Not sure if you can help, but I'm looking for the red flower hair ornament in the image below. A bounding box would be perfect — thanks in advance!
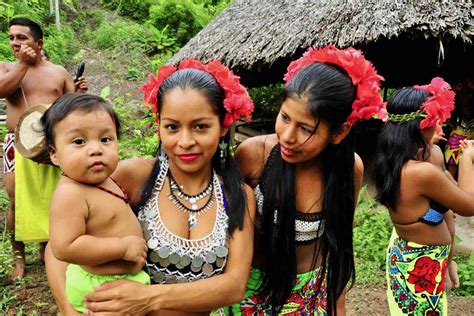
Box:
[387,77,455,129]
[140,58,254,128]
[414,77,456,129]
[284,45,386,126]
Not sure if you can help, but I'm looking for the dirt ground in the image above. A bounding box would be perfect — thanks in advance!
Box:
[1,256,473,315]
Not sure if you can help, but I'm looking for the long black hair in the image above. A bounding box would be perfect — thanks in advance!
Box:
[259,63,357,314]
[135,68,246,234]
[373,88,431,210]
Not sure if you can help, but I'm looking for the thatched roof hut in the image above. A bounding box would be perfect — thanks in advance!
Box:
[170,0,473,87]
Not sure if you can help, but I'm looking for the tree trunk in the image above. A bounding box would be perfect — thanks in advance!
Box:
[55,0,61,30]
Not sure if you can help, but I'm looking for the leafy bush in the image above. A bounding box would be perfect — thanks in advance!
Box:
[353,187,393,284]
[43,24,79,66]
[102,91,158,159]
[99,0,154,22]
[149,0,211,46]
[70,8,105,33]
[248,84,284,120]
[93,20,177,56]
[0,33,14,61]
[452,252,474,297]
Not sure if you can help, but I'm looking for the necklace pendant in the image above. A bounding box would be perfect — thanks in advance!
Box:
[191,203,198,210]
[188,213,197,231]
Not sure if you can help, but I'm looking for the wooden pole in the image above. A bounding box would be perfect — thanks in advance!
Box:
[55,0,61,30]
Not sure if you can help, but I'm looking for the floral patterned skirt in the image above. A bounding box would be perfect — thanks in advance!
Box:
[386,230,450,315]
[213,267,327,315]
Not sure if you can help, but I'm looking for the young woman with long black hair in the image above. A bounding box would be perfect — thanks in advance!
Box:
[44,59,256,315]
[373,78,474,315]
[221,45,386,315]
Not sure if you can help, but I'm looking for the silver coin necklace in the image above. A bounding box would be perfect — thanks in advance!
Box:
[166,170,214,231]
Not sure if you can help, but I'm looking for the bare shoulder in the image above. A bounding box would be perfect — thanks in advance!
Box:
[235,134,278,183]
[404,160,442,185]
[50,179,88,209]
[50,62,70,77]
[114,158,155,184]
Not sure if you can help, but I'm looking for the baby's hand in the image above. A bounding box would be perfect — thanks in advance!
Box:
[121,235,147,264]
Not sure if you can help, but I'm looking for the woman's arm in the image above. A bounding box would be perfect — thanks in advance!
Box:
[112,158,155,206]
[44,244,82,316]
[84,184,257,314]
[354,153,364,202]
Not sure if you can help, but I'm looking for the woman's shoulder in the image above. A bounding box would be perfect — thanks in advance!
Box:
[236,134,277,156]
[113,158,156,188]
[235,134,278,184]
[403,160,443,184]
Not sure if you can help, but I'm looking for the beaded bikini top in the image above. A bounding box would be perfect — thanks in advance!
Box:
[255,144,325,244]
[138,159,229,284]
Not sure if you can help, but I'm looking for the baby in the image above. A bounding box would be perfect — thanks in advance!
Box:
[41,93,150,312]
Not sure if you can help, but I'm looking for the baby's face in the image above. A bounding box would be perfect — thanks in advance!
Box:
[49,109,119,185]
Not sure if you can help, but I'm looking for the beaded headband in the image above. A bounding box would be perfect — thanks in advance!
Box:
[387,77,455,129]
[284,45,386,126]
[140,58,254,128]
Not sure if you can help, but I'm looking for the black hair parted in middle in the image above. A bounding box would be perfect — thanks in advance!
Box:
[373,88,431,210]
[135,68,246,235]
[41,92,121,149]
[259,62,357,315]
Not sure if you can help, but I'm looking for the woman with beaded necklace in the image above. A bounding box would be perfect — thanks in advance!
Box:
[44,59,256,315]
[221,46,386,315]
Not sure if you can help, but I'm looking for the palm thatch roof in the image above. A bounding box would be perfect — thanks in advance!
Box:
[170,0,473,86]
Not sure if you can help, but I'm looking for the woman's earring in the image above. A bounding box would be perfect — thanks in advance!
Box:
[159,146,167,162]
[219,139,228,169]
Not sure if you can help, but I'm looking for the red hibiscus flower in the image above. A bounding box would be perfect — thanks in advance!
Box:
[140,58,254,128]
[284,45,386,126]
[407,256,441,294]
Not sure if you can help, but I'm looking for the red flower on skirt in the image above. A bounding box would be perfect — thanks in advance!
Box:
[407,256,440,294]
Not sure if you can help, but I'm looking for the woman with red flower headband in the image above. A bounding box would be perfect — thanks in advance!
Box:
[44,59,256,315]
[373,78,474,315]
[218,45,386,315]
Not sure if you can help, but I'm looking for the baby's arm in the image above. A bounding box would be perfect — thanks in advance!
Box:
[49,182,147,266]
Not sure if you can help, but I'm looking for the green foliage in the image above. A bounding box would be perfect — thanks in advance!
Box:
[108,93,158,159]
[149,0,211,46]
[248,84,284,120]
[100,0,154,22]
[43,24,78,66]
[70,8,105,33]
[452,252,474,297]
[93,20,177,56]
[353,187,393,284]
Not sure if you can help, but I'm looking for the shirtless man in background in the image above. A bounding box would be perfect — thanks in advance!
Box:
[0,18,84,280]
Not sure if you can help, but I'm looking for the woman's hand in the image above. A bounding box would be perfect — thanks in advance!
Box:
[460,139,474,160]
[84,279,153,315]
